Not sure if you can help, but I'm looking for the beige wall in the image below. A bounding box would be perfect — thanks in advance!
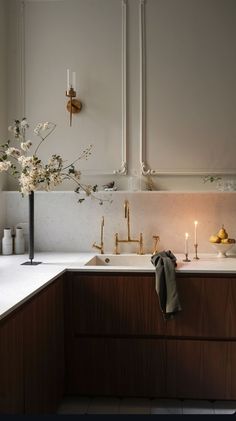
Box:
[0,0,7,192]
[0,0,7,242]
[4,0,236,192]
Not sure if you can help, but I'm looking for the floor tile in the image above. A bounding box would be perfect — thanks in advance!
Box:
[182,399,214,414]
[57,396,90,414]
[151,398,182,414]
[119,398,151,414]
[87,397,120,414]
[214,400,236,415]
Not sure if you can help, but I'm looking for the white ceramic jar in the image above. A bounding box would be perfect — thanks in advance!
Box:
[14,227,25,254]
[2,228,13,255]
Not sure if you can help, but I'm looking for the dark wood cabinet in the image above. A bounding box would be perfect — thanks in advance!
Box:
[66,337,166,397]
[0,309,24,414]
[65,272,166,396]
[166,339,236,400]
[68,272,165,336]
[23,277,64,414]
[166,274,236,339]
[65,271,236,400]
[2,268,236,411]
[0,276,64,415]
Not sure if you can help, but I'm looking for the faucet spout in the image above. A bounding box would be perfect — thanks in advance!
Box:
[114,201,144,254]
[124,200,131,240]
[92,216,104,254]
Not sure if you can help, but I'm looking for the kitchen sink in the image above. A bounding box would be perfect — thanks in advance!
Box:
[85,254,153,268]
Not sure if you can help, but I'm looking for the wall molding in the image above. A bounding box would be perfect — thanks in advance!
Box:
[113,0,128,176]
[21,0,127,177]
[139,0,157,176]
[139,0,236,176]
[19,1,26,118]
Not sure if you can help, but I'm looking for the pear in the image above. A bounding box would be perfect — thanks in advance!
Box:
[221,238,236,244]
[221,238,230,244]
[209,235,221,243]
[217,225,228,240]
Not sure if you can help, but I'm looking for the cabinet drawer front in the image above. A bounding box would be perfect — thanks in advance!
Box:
[166,339,236,400]
[66,337,166,397]
[68,272,165,336]
[166,275,236,339]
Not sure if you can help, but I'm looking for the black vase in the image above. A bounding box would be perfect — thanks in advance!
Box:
[22,191,41,265]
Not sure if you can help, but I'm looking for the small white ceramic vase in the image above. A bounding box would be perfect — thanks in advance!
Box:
[14,227,25,254]
[2,228,13,255]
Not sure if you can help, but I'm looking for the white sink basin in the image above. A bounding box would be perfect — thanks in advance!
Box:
[85,254,153,268]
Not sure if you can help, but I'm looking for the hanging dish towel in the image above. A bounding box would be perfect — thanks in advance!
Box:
[151,250,182,320]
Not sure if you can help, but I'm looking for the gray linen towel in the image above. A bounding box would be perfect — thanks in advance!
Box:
[151,250,182,320]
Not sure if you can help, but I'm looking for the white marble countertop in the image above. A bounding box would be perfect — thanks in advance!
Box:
[1,251,236,321]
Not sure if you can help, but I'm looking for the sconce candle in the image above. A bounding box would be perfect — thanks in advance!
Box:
[67,68,70,92]
[65,69,82,126]
[194,220,198,244]
[185,232,189,254]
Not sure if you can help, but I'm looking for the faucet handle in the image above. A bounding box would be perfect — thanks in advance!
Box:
[152,235,160,255]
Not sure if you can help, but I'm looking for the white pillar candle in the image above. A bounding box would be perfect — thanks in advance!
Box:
[72,71,76,89]
[185,232,189,254]
[194,220,198,244]
[67,69,70,91]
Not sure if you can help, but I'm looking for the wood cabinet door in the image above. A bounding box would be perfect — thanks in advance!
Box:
[0,310,24,414]
[23,277,64,414]
[166,274,236,339]
[66,337,166,397]
[166,339,236,400]
[67,272,165,336]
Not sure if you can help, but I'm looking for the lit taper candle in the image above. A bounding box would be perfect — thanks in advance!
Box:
[185,232,189,254]
[194,220,198,244]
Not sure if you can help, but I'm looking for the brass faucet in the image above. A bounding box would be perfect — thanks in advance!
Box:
[114,200,144,254]
[92,216,105,254]
[152,235,160,255]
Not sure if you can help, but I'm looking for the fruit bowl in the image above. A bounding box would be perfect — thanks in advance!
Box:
[211,243,234,258]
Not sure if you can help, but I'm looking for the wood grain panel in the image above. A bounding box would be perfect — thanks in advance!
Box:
[69,272,165,336]
[166,339,236,400]
[23,277,64,414]
[167,274,236,339]
[66,337,166,397]
[166,275,205,337]
[0,310,24,414]
[166,339,203,399]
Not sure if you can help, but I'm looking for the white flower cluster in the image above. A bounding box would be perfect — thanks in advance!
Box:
[0,118,98,202]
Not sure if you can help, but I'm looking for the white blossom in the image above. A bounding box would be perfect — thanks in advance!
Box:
[20,119,29,128]
[0,161,11,172]
[33,123,43,135]
[6,147,21,158]
[21,141,32,151]
[42,122,50,131]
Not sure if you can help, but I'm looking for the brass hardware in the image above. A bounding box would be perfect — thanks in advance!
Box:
[66,87,82,126]
[152,235,160,255]
[183,252,191,262]
[92,216,104,254]
[193,243,200,260]
[114,201,144,254]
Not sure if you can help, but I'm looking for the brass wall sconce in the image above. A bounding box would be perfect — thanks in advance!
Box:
[66,69,82,126]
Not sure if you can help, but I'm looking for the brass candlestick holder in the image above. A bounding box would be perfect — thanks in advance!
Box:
[193,243,199,260]
[66,87,82,126]
[183,253,191,262]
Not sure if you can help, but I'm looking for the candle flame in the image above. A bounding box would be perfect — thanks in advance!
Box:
[194,220,198,226]
[185,232,189,239]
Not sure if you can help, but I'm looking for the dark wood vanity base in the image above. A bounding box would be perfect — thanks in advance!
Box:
[65,272,236,401]
[1,270,236,413]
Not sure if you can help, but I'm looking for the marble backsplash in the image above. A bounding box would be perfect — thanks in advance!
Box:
[2,191,236,255]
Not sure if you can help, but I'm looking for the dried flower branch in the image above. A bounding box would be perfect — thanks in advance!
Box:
[0,118,110,205]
